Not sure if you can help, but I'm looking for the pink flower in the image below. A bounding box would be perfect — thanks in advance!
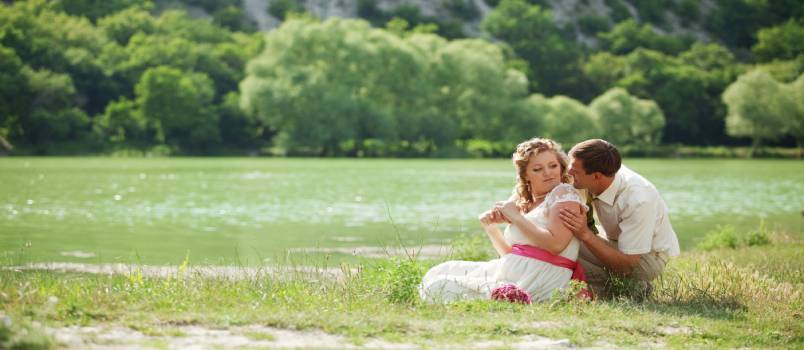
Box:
[491,283,532,304]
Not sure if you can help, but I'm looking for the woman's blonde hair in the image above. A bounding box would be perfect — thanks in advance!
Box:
[512,138,570,212]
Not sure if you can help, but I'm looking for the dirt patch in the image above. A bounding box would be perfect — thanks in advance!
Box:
[50,324,416,349]
[288,245,451,259]
[8,262,348,281]
[47,323,575,349]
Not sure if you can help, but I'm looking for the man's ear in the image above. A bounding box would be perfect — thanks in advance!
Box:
[592,172,604,180]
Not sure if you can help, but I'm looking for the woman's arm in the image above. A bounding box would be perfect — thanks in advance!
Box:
[479,210,512,256]
[499,200,580,255]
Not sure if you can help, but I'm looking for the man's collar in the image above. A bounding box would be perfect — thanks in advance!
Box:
[595,170,621,205]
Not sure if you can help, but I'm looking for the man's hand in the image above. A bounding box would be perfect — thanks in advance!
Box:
[559,206,594,242]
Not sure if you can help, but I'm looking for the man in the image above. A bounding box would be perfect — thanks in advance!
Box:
[559,139,680,298]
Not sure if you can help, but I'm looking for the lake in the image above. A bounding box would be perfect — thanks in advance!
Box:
[1,158,801,265]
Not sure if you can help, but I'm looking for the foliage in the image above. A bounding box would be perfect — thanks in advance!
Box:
[482,0,585,98]
[240,18,529,156]
[1,0,802,155]
[752,19,804,62]
[696,224,771,251]
[577,14,611,36]
[267,0,304,21]
[722,70,796,154]
[706,0,804,50]
[532,94,600,147]
[590,87,665,146]
[585,44,737,145]
[362,258,426,304]
[136,66,219,152]
[597,19,687,55]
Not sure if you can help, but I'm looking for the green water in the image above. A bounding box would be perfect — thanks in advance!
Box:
[1,158,802,265]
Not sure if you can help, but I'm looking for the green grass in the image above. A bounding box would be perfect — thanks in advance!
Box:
[2,231,801,349]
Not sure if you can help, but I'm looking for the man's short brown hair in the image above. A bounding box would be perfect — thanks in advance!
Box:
[569,139,621,177]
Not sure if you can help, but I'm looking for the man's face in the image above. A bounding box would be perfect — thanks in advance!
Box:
[568,157,594,190]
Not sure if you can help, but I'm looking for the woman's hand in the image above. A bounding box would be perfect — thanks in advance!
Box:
[478,208,508,226]
[496,200,520,221]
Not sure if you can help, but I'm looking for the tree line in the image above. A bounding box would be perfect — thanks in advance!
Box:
[0,0,802,156]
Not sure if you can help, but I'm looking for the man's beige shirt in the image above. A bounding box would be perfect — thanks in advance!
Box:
[592,165,681,256]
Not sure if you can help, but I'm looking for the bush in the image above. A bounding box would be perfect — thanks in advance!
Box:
[696,224,771,251]
[697,225,740,251]
[362,258,426,304]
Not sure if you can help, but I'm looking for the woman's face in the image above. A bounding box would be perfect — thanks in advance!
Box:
[525,150,562,197]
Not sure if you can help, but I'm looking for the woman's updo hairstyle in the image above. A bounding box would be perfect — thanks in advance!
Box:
[512,138,570,212]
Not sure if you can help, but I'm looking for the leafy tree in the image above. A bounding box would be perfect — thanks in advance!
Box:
[785,74,804,148]
[241,18,527,155]
[0,46,31,140]
[135,66,219,153]
[482,0,585,97]
[97,4,156,45]
[51,0,150,22]
[213,5,256,33]
[707,0,804,50]
[584,46,736,145]
[268,0,304,21]
[722,70,793,155]
[93,97,151,146]
[531,95,599,146]
[597,19,687,55]
[590,87,665,146]
[21,68,91,151]
[752,20,804,62]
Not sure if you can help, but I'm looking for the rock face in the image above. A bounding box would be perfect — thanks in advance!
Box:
[238,0,709,44]
[242,0,493,34]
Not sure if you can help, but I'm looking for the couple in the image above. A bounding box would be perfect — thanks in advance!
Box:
[419,138,680,303]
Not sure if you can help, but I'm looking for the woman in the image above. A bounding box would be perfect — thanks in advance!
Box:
[419,138,590,303]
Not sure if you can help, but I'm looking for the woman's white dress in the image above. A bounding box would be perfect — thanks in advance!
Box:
[419,183,586,303]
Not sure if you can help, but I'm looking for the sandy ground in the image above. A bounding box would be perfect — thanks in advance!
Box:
[47,323,575,349]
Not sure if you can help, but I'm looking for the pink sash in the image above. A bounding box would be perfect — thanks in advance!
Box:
[511,244,594,299]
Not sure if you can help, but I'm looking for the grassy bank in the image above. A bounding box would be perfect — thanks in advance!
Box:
[1,230,802,349]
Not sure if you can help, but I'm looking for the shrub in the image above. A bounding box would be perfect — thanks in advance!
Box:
[696,223,771,251]
[697,225,740,251]
[362,258,426,304]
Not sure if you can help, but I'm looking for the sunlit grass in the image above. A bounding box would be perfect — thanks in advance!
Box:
[2,228,801,349]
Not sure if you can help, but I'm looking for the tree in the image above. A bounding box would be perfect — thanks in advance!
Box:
[752,20,804,62]
[536,95,599,146]
[482,0,585,97]
[584,46,736,145]
[21,68,91,152]
[590,88,665,146]
[93,97,151,147]
[786,74,804,149]
[241,18,527,156]
[597,19,687,55]
[722,70,793,156]
[135,66,219,153]
[97,4,156,45]
[0,46,31,141]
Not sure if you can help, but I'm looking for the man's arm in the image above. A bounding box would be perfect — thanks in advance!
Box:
[559,209,641,274]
